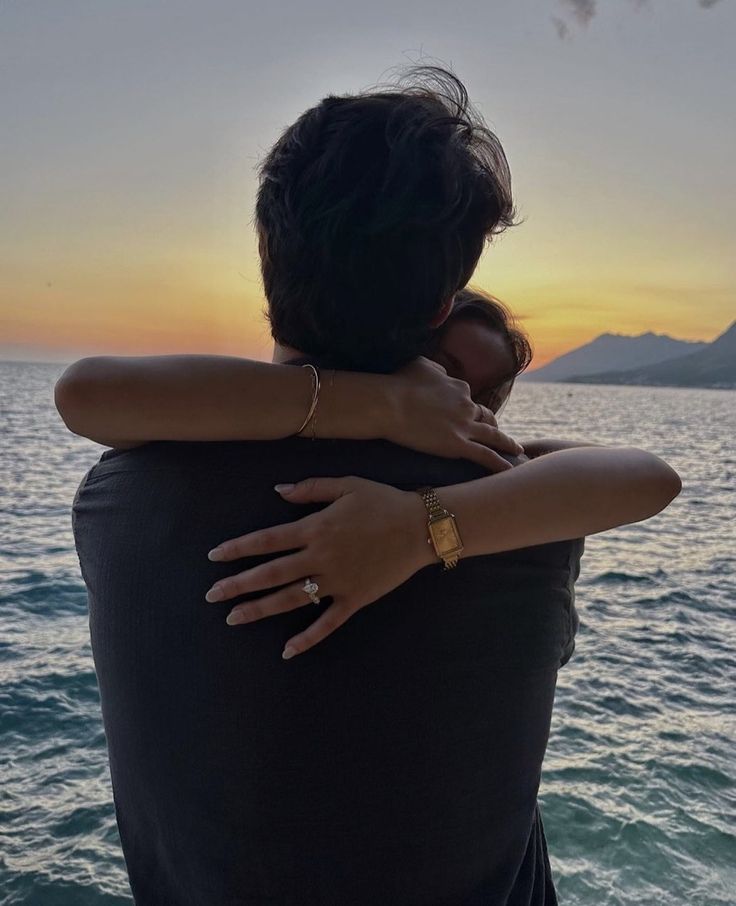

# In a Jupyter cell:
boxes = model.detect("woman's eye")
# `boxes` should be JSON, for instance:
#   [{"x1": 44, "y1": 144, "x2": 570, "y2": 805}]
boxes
[
  {"x1": 484, "y1": 388, "x2": 504, "y2": 412},
  {"x1": 436, "y1": 356, "x2": 461, "y2": 379},
  {"x1": 433, "y1": 354, "x2": 451, "y2": 373}
]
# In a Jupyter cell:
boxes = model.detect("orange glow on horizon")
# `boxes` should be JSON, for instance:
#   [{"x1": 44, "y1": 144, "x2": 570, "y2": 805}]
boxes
[
  {"x1": 1, "y1": 235, "x2": 732, "y2": 367},
  {"x1": 2, "y1": 2, "x2": 733, "y2": 371},
  {"x1": 2, "y1": 276, "x2": 731, "y2": 369}
]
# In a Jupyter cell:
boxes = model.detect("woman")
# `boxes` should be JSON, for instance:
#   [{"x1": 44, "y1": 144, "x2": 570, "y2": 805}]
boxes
[
  {"x1": 56, "y1": 287, "x2": 681, "y2": 662},
  {"x1": 56, "y1": 289, "x2": 530, "y2": 470}
]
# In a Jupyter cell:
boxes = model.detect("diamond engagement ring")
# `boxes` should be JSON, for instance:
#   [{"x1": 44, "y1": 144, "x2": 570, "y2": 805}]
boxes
[{"x1": 302, "y1": 578, "x2": 321, "y2": 604}]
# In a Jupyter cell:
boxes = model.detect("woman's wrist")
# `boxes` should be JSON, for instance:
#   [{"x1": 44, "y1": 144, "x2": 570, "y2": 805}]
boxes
[
  {"x1": 315, "y1": 370, "x2": 396, "y2": 441},
  {"x1": 347, "y1": 371, "x2": 403, "y2": 443},
  {"x1": 402, "y1": 490, "x2": 440, "y2": 572},
  {"x1": 371, "y1": 373, "x2": 403, "y2": 442}
]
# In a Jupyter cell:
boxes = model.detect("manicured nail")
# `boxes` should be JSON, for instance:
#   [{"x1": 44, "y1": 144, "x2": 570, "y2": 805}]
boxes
[
  {"x1": 205, "y1": 586, "x2": 224, "y2": 602},
  {"x1": 274, "y1": 483, "x2": 295, "y2": 494},
  {"x1": 226, "y1": 611, "x2": 244, "y2": 626},
  {"x1": 282, "y1": 646, "x2": 297, "y2": 659},
  {"x1": 208, "y1": 547, "x2": 224, "y2": 561}
]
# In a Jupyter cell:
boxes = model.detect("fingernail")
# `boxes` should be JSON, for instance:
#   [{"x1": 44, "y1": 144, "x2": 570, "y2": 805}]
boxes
[
  {"x1": 205, "y1": 586, "x2": 224, "y2": 602},
  {"x1": 282, "y1": 646, "x2": 297, "y2": 659},
  {"x1": 208, "y1": 547, "x2": 224, "y2": 561},
  {"x1": 274, "y1": 483, "x2": 295, "y2": 494},
  {"x1": 515, "y1": 443, "x2": 524, "y2": 454},
  {"x1": 226, "y1": 611, "x2": 244, "y2": 625}
]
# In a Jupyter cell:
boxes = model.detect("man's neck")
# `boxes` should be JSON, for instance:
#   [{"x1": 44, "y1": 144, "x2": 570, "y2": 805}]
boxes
[{"x1": 272, "y1": 343, "x2": 305, "y2": 364}]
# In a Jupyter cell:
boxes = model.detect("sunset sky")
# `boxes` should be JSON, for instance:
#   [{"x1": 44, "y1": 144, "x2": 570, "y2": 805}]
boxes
[{"x1": 1, "y1": 0, "x2": 734, "y2": 368}]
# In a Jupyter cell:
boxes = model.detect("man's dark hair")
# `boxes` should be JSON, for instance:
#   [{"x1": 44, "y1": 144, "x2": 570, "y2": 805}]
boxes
[{"x1": 255, "y1": 65, "x2": 517, "y2": 371}]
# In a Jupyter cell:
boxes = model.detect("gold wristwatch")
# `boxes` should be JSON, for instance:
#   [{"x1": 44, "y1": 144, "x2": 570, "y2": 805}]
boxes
[{"x1": 416, "y1": 486, "x2": 464, "y2": 570}]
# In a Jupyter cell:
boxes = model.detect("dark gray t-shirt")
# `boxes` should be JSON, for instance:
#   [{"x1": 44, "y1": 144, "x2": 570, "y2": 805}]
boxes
[{"x1": 73, "y1": 432, "x2": 583, "y2": 905}]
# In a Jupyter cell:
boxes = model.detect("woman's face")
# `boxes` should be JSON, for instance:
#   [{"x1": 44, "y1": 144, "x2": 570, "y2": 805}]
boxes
[{"x1": 433, "y1": 317, "x2": 516, "y2": 412}]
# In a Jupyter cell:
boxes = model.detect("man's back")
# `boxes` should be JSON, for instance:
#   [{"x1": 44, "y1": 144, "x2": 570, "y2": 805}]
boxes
[{"x1": 73, "y1": 436, "x2": 582, "y2": 906}]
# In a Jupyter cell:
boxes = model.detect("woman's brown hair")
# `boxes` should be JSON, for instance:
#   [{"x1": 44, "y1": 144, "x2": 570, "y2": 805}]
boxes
[{"x1": 431, "y1": 287, "x2": 533, "y2": 410}]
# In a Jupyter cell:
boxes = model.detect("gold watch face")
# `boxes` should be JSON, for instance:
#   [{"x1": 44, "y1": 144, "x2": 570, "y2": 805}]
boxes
[{"x1": 428, "y1": 515, "x2": 463, "y2": 555}]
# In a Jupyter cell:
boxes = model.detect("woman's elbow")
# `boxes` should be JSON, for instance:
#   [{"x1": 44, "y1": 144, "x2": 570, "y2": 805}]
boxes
[
  {"x1": 54, "y1": 358, "x2": 103, "y2": 433},
  {"x1": 645, "y1": 453, "x2": 682, "y2": 514},
  {"x1": 661, "y1": 461, "x2": 682, "y2": 505}
]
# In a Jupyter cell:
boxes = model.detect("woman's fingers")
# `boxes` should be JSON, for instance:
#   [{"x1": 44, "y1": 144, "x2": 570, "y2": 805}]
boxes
[
  {"x1": 475, "y1": 403, "x2": 498, "y2": 428},
  {"x1": 461, "y1": 442, "x2": 514, "y2": 473},
  {"x1": 225, "y1": 580, "x2": 327, "y2": 625},
  {"x1": 207, "y1": 479, "x2": 358, "y2": 563},
  {"x1": 280, "y1": 601, "x2": 354, "y2": 659},
  {"x1": 205, "y1": 552, "x2": 311, "y2": 602},
  {"x1": 470, "y1": 422, "x2": 523, "y2": 456},
  {"x1": 208, "y1": 517, "x2": 312, "y2": 562},
  {"x1": 275, "y1": 475, "x2": 360, "y2": 504},
  {"x1": 224, "y1": 580, "x2": 355, "y2": 661}
]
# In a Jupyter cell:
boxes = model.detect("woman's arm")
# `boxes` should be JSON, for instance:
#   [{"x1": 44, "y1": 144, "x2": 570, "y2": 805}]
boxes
[
  {"x1": 203, "y1": 446, "x2": 682, "y2": 658},
  {"x1": 53, "y1": 355, "x2": 521, "y2": 471},
  {"x1": 54, "y1": 355, "x2": 386, "y2": 446},
  {"x1": 417, "y1": 445, "x2": 680, "y2": 557},
  {"x1": 520, "y1": 438, "x2": 601, "y2": 458}
]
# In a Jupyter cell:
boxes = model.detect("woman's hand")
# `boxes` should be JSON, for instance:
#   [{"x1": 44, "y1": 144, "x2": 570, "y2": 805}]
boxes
[
  {"x1": 205, "y1": 477, "x2": 436, "y2": 659},
  {"x1": 382, "y1": 357, "x2": 522, "y2": 472}
]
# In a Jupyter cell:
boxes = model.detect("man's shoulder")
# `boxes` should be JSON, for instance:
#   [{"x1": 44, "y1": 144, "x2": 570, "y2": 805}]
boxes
[{"x1": 86, "y1": 438, "x2": 511, "y2": 490}]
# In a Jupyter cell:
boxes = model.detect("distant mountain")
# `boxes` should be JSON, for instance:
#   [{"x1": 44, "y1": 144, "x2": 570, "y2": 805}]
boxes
[
  {"x1": 567, "y1": 321, "x2": 736, "y2": 389},
  {"x1": 524, "y1": 331, "x2": 708, "y2": 382}
]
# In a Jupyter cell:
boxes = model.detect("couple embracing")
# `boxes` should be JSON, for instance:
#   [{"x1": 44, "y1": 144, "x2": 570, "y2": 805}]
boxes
[{"x1": 57, "y1": 66, "x2": 680, "y2": 905}]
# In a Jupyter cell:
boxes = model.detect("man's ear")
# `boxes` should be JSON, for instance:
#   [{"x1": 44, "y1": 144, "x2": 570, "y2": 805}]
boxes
[
  {"x1": 428, "y1": 295, "x2": 454, "y2": 328},
  {"x1": 256, "y1": 224, "x2": 270, "y2": 265}
]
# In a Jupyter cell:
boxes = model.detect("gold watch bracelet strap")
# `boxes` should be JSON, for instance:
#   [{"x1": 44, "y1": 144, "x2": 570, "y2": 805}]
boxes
[
  {"x1": 417, "y1": 486, "x2": 445, "y2": 518},
  {"x1": 416, "y1": 486, "x2": 464, "y2": 570}
]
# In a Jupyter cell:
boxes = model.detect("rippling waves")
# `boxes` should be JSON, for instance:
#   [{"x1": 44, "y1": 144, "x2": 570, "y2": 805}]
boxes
[{"x1": 1, "y1": 362, "x2": 734, "y2": 905}]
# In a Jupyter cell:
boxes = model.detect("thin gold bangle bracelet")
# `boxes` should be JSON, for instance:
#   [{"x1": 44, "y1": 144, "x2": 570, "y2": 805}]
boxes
[
  {"x1": 295, "y1": 364, "x2": 320, "y2": 436},
  {"x1": 310, "y1": 369, "x2": 336, "y2": 440}
]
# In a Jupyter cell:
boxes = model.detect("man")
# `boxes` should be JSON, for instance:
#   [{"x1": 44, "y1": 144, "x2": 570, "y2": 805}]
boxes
[{"x1": 69, "y1": 66, "x2": 580, "y2": 904}]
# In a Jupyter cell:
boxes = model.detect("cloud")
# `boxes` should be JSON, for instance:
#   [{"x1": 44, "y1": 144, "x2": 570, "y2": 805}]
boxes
[
  {"x1": 561, "y1": 0, "x2": 597, "y2": 27},
  {"x1": 551, "y1": 16, "x2": 571, "y2": 39},
  {"x1": 553, "y1": 0, "x2": 723, "y2": 39}
]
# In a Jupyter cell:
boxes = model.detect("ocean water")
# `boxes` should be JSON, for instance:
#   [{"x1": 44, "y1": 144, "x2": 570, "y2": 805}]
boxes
[{"x1": 1, "y1": 359, "x2": 734, "y2": 906}]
